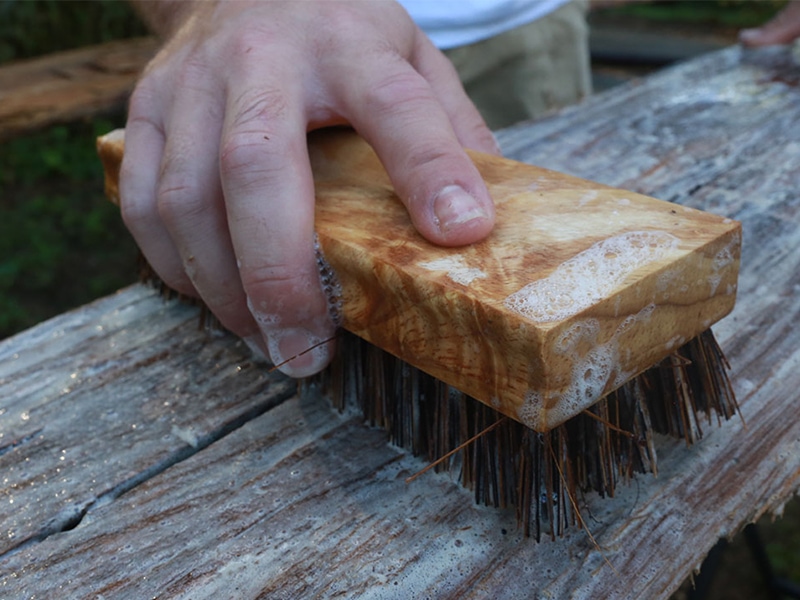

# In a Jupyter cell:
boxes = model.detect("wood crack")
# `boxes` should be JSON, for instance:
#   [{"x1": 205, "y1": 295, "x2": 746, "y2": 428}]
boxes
[
  {"x1": 0, "y1": 383, "x2": 296, "y2": 562},
  {"x1": 0, "y1": 428, "x2": 43, "y2": 458}
]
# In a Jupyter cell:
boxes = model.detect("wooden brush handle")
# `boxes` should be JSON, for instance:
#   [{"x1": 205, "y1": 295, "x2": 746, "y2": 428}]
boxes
[{"x1": 97, "y1": 128, "x2": 741, "y2": 431}]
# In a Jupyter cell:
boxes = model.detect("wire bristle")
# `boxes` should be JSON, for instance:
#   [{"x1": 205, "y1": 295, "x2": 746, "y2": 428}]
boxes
[{"x1": 305, "y1": 329, "x2": 739, "y2": 541}]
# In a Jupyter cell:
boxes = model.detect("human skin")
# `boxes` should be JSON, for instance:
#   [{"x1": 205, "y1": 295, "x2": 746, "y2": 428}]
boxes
[
  {"x1": 122, "y1": 0, "x2": 500, "y2": 377},
  {"x1": 740, "y1": 0, "x2": 800, "y2": 46}
]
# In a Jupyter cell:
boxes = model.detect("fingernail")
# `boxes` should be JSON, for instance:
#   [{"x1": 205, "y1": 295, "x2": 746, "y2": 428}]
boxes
[
  {"x1": 433, "y1": 185, "x2": 489, "y2": 233},
  {"x1": 266, "y1": 327, "x2": 332, "y2": 378}
]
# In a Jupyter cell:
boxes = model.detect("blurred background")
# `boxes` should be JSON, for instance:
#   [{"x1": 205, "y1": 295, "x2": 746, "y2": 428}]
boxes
[{"x1": 0, "y1": 1, "x2": 796, "y2": 598}]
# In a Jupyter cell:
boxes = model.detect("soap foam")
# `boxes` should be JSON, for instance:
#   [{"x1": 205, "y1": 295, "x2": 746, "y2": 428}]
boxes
[
  {"x1": 419, "y1": 256, "x2": 487, "y2": 286},
  {"x1": 505, "y1": 231, "x2": 678, "y2": 323},
  {"x1": 315, "y1": 234, "x2": 343, "y2": 326},
  {"x1": 517, "y1": 304, "x2": 656, "y2": 430},
  {"x1": 708, "y1": 232, "x2": 740, "y2": 296}
]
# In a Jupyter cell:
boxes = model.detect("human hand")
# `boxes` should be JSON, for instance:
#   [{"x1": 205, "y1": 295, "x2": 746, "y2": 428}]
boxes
[
  {"x1": 740, "y1": 1, "x2": 800, "y2": 46},
  {"x1": 120, "y1": 0, "x2": 499, "y2": 377}
]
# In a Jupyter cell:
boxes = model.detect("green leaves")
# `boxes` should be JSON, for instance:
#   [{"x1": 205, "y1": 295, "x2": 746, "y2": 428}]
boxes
[
  {"x1": 0, "y1": 0, "x2": 146, "y2": 64},
  {"x1": 0, "y1": 118, "x2": 137, "y2": 339}
]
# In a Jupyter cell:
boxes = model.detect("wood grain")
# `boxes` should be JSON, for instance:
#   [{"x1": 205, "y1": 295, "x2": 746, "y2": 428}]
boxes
[
  {"x1": 0, "y1": 38, "x2": 157, "y2": 141},
  {"x1": 97, "y1": 127, "x2": 740, "y2": 431},
  {"x1": 2, "y1": 44, "x2": 799, "y2": 600},
  {"x1": 0, "y1": 286, "x2": 295, "y2": 558}
]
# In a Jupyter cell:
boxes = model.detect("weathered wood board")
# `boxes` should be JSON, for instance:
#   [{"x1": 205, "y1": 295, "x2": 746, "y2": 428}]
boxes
[
  {"x1": 0, "y1": 286, "x2": 294, "y2": 557},
  {"x1": 0, "y1": 37, "x2": 156, "y2": 141},
  {"x1": 98, "y1": 128, "x2": 740, "y2": 432},
  {"x1": 2, "y1": 45, "x2": 800, "y2": 599}
]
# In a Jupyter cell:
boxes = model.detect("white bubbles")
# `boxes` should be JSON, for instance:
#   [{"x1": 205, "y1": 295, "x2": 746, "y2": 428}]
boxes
[
  {"x1": 517, "y1": 304, "x2": 655, "y2": 430},
  {"x1": 504, "y1": 231, "x2": 679, "y2": 323},
  {"x1": 245, "y1": 296, "x2": 281, "y2": 326},
  {"x1": 708, "y1": 232, "x2": 740, "y2": 296},
  {"x1": 314, "y1": 234, "x2": 343, "y2": 326},
  {"x1": 518, "y1": 390, "x2": 544, "y2": 430}
]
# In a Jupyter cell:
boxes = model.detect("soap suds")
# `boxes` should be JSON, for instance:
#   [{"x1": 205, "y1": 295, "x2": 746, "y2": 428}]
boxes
[
  {"x1": 246, "y1": 296, "x2": 280, "y2": 328},
  {"x1": 315, "y1": 234, "x2": 343, "y2": 326},
  {"x1": 505, "y1": 231, "x2": 679, "y2": 323},
  {"x1": 517, "y1": 304, "x2": 656, "y2": 430},
  {"x1": 419, "y1": 256, "x2": 487, "y2": 286},
  {"x1": 708, "y1": 233, "x2": 740, "y2": 296}
]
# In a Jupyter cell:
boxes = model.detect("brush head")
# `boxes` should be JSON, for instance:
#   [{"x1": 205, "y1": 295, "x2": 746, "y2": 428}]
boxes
[
  {"x1": 308, "y1": 129, "x2": 741, "y2": 431},
  {"x1": 97, "y1": 127, "x2": 741, "y2": 432}
]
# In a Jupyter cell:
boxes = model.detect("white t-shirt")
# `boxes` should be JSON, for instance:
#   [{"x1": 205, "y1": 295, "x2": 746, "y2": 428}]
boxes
[{"x1": 399, "y1": 0, "x2": 570, "y2": 49}]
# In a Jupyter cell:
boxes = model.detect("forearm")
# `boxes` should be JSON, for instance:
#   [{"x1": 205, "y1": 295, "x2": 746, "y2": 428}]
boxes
[{"x1": 129, "y1": 0, "x2": 201, "y2": 39}]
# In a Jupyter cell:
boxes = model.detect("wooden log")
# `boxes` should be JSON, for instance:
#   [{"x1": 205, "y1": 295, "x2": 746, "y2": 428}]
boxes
[
  {"x1": 0, "y1": 37, "x2": 156, "y2": 141},
  {"x1": 97, "y1": 128, "x2": 740, "y2": 432}
]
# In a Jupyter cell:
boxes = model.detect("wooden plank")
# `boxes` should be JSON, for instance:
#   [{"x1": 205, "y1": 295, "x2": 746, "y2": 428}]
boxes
[
  {"x1": 98, "y1": 128, "x2": 740, "y2": 431},
  {"x1": 0, "y1": 37, "x2": 156, "y2": 141},
  {"x1": 1, "y1": 45, "x2": 800, "y2": 599},
  {"x1": 0, "y1": 354, "x2": 795, "y2": 598},
  {"x1": 0, "y1": 285, "x2": 295, "y2": 557}
]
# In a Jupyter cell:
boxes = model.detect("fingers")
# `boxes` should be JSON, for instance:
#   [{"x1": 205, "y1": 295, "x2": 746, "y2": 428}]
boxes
[
  {"x1": 120, "y1": 1, "x2": 500, "y2": 381},
  {"x1": 333, "y1": 46, "x2": 495, "y2": 247},
  {"x1": 121, "y1": 86, "x2": 197, "y2": 298},
  {"x1": 219, "y1": 70, "x2": 336, "y2": 377},
  {"x1": 740, "y1": 2, "x2": 800, "y2": 46},
  {"x1": 151, "y1": 70, "x2": 262, "y2": 342}
]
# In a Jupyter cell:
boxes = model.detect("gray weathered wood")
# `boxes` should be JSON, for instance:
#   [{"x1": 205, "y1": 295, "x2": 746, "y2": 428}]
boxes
[
  {"x1": 2, "y1": 45, "x2": 800, "y2": 599},
  {"x1": 0, "y1": 286, "x2": 295, "y2": 557}
]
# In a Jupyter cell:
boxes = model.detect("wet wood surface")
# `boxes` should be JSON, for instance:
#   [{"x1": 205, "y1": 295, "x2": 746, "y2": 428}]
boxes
[{"x1": 2, "y1": 45, "x2": 800, "y2": 599}]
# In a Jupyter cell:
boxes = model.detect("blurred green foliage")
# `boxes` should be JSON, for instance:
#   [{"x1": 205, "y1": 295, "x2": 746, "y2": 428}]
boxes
[
  {"x1": 0, "y1": 118, "x2": 139, "y2": 339},
  {"x1": 603, "y1": 0, "x2": 787, "y2": 29},
  {"x1": 0, "y1": 0, "x2": 146, "y2": 63},
  {"x1": 0, "y1": 1, "x2": 145, "y2": 339}
]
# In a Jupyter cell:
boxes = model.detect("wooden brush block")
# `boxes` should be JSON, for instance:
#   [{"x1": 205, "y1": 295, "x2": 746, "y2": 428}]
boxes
[{"x1": 97, "y1": 128, "x2": 741, "y2": 432}]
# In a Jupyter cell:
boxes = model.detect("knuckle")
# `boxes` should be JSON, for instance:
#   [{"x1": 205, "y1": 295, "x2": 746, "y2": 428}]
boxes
[
  {"x1": 155, "y1": 179, "x2": 206, "y2": 225},
  {"x1": 228, "y1": 86, "x2": 289, "y2": 132},
  {"x1": 119, "y1": 196, "x2": 153, "y2": 231},
  {"x1": 219, "y1": 128, "x2": 286, "y2": 185},
  {"x1": 363, "y1": 69, "x2": 432, "y2": 118},
  {"x1": 219, "y1": 131, "x2": 261, "y2": 177},
  {"x1": 119, "y1": 179, "x2": 158, "y2": 232},
  {"x1": 240, "y1": 262, "x2": 309, "y2": 297},
  {"x1": 401, "y1": 143, "x2": 454, "y2": 174},
  {"x1": 242, "y1": 261, "x2": 326, "y2": 328},
  {"x1": 154, "y1": 148, "x2": 208, "y2": 225}
]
